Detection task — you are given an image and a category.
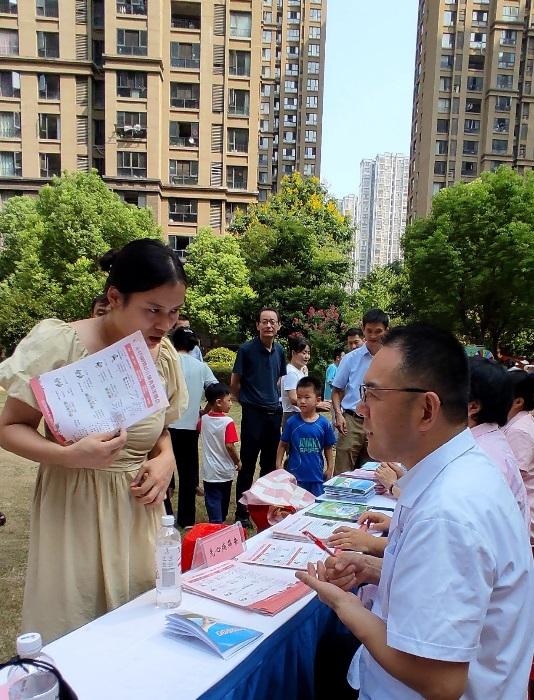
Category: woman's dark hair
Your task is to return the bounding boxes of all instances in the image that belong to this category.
[509,370,534,412]
[171,327,199,353]
[288,335,310,359]
[468,356,513,427]
[100,238,187,299]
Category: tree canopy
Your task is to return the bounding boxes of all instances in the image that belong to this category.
[402,166,534,353]
[0,170,161,353]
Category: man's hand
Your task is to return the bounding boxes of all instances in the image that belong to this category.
[296,561,363,618]
[357,511,392,532]
[335,412,347,435]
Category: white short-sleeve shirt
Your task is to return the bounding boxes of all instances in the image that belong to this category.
[281,363,305,413]
[350,429,534,700]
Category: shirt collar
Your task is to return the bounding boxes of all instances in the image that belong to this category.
[395,428,475,510]
[504,411,528,430]
[471,422,499,439]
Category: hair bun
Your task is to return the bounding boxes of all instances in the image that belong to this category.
[99,248,120,273]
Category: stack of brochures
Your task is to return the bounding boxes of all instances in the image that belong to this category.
[165,611,262,659]
[306,500,369,522]
[341,462,381,481]
[321,476,376,503]
[271,513,360,541]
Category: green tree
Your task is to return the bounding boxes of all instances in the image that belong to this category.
[183,227,256,341]
[402,166,534,354]
[0,170,161,353]
[228,173,354,335]
[352,261,411,327]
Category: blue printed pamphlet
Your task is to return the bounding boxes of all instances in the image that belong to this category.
[165,611,263,659]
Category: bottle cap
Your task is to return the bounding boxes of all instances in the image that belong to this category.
[161,515,175,527]
[16,633,43,656]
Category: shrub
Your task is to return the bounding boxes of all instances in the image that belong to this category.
[205,361,233,388]
[204,347,237,364]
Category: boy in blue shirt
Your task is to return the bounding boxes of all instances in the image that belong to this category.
[276,376,336,497]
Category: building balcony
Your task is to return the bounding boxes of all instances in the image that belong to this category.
[115,124,147,139]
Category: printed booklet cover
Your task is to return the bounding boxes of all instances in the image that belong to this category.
[165,611,262,659]
[306,501,369,522]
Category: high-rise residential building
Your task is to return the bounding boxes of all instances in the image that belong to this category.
[336,193,357,221]
[356,153,409,282]
[259,0,326,198]
[0,0,326,253]
[409,0,533,220]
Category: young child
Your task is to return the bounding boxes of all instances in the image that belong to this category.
[276,376,336,497]
[199,383,241,524]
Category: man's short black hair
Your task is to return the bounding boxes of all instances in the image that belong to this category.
[205,382,232,404]
[171,326,199,353]
[333,347,345,361]
[297,375,322,397]
[345,327,364,340]
[383,323,469,425]
[90,293,108,314]
[509,370,534,412]
[256,306,281,323]
[362,309,389,328]
[468,357,513,427]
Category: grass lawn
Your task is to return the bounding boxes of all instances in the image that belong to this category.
[0,394,249,660]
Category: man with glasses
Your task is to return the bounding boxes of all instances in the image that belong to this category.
[332,309,389,474]
[231,307,286,528]
[299,323,534,700]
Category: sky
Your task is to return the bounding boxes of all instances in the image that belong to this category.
[321,0,420,198]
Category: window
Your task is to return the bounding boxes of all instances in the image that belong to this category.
[0,0,17,14]
[285,80,298,93]
[287,29,300,41]
[443,10,455,25]
[308,44,320,57]
[492,139,508,154]
[170,42,200,69]
[437,119,449,133]
[440,55,453,69]
[262,47,271,61]
[117,151,147,177]
[230,12,251,38]
[287,45,299,57]
[116,111,147,137]
[495,95,511,111]
[463,140,478,155]
[287,10,300,22]
[117,71,147,98]
[227,127,248,153]
[500,29,517,46]
[493,117,509,134]
[303,164,316,176]
[37,32,59,58]
[496,74,513,90]
[229,50,251,76]
[468,54,484,71]
[465,98,481,114]
[435,140,448,155]
[305,130,316,142]
[442,33,454,49]
[93,119,105,145]
[305,147,316,159]
[438,98,450,112]
[285,62,298,76]
[0,112,20,138]
[472,10,487,25]
[432,183,445,196]
[306,112,317,125]
[171,8,200,30]
[258,154,268,167]
[263,11,272,22]
[307,79,319,91]
[464,119,480,134]
[260,120,269,132]
[39,114,60,139]
[258,171,268,184]
[38,74,60,100]
[117,29,147,56]
[259,136,268,149]
[0,152,21,177]
[308,61,320,75]
[310,9,321,20]
[283,147,296,159]
[117,0,147,14]
[284,97,297,110]
[282,164,294,175]
[262,30,272,43]
[261,84,271,97]
[0,71,20,98]
[461,161,477,176]
[36,0,58,17]
[306,95,318,108]
[40,153,61,178]
[467,76,483,91]
[434,161,446,175]
[283,130,296,143]
[440,76,452,91]
[260,102,270,115]
[309,26,321,39]
[502,6,520,22]
[169,198,197,223]
[498,52,515,68]
[227,165,247,189]
[262,66,271,78]
[228,89,249,116]
[169,121,198,147]
[170,83,199,109]
[169,159,198,185]
[470,32,486,49]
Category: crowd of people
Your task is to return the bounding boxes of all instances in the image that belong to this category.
[0,237,533,698]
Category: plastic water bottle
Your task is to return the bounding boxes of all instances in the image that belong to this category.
[7,633,59,700]
[155,514,182,608]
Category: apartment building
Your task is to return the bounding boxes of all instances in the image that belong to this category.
[356,153,409,282]
[0,0,326,253]
[409,0,534,219]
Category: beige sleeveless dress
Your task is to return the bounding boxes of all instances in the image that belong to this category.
[0,319,188,642]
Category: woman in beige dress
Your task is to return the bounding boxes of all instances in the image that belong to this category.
[0,238,188,642]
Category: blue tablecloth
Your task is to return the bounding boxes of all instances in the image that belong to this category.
[197,597,345,700]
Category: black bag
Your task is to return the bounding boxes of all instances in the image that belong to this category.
[0,657,78,700]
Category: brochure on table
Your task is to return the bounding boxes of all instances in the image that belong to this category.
[30,331,168,445]
[236,540,328,570]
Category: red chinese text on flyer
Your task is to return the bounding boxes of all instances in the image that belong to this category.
[29,331,169,445]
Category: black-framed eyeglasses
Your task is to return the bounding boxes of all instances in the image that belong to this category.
[359,384,429,403]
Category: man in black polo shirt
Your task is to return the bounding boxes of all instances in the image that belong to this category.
[231,307,287,527]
